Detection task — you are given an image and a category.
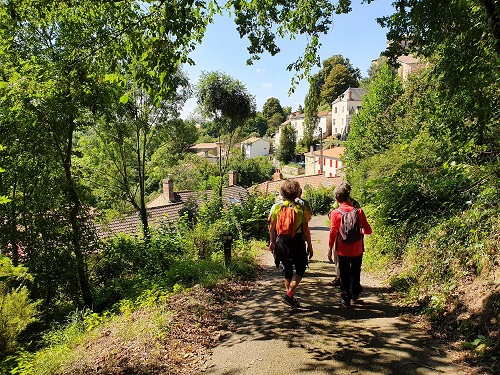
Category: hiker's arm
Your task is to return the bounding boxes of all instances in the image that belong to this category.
[328,213,338,262]
[268,220,276,252]
[359,209,372,235]
[303,221,313,259]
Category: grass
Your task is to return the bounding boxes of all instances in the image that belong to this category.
[6,243,263,375]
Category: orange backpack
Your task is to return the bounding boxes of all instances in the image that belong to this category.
[276,203,300,239]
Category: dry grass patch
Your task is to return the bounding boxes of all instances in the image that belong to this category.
[47,281,253,375]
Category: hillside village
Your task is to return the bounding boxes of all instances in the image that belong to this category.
[97,50,423,239]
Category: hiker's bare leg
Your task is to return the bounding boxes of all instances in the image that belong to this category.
[284,278,291,292]
[288,275,302,295]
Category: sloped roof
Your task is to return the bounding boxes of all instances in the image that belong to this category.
[96,185,248,238]
[317,111,332,117]
[333,88,366,104]
[250,174,343,195]
[147,191,197,208]
[397,54,420,64]
[242,137,270,145]
[190,143,218,150]
[304,147,345,159]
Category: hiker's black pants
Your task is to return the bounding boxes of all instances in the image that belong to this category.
[338,254,363,301]
[276,233,307,279]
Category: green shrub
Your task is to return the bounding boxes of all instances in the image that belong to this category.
[0,257,39,356]
[302,185,335,215]
[226,191,275,241]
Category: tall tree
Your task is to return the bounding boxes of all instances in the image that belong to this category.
[277,123,297,166]
[79,71,191,239]
[242,114,268,137]
[344,63,403,163]
[195,71,256,196]
[262,97,284,121]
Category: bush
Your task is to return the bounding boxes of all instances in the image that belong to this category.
[302,185,335,214]
[0,257,39,356]
[227,191,275,241]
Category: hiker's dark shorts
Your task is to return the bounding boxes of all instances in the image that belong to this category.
[276,233,308,279]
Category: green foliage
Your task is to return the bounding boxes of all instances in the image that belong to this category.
[0,257,39,356]
[276,123,296,165]
[242,114,268,137]
[262,97,284,121]
[226,191,275,241]
[228,155,274,188]
[267,112,286,137]
[345,63,402,163]
[195,71,256,138]
[302,185,335,215]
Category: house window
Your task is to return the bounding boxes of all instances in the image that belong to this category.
[334,107,337,113]
[330,160,332,167]
[323,158,326,166]
[330,172,332,177]
[335,128,337,133]
[335,160,338,168]
[318,169,321,174]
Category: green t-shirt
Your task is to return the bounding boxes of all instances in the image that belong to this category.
[269,200,311,234]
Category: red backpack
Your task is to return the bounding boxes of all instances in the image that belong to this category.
[276,203,299,240]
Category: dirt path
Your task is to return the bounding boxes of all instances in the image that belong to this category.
[202,215,466,374]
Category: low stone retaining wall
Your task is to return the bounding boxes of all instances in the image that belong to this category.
[282,165,305,176]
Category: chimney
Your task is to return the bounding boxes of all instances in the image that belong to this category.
[309,145,314,154]
[229,170,237,186]
[347,88,352,100]
[162,174,175,202]
[273,169,283,181]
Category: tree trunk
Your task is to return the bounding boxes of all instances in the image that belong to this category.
[63,118,93,308]
[9,182,18,266]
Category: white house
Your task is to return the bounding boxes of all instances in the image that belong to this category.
[241,137,270,158]
[274,111,332,147]
[331,87,365,137]
[304,146,345,177]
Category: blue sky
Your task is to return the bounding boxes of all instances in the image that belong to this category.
[180,1,395,119]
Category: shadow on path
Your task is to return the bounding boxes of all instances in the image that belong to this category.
[204,215,465,375]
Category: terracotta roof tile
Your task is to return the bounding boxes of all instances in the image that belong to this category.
[250,174,343,195]
[96,185,248,238]
[304,147,345,158]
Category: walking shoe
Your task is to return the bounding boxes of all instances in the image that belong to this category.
[338,298,351,308]
[283,294,301,308]
[351,295,361,304]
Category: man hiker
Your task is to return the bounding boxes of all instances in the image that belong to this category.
[328,182,372,308]
[268,180,313,308]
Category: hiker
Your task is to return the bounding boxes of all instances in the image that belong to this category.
[268,187,313,269]
[329,194,361,286]
[268,180,313,308]
[328,182,372,308]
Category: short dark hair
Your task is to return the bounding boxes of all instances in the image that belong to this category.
[333,182,351,203]
[280,180,300,201]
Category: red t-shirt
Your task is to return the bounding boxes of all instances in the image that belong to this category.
[329,202,372,257]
